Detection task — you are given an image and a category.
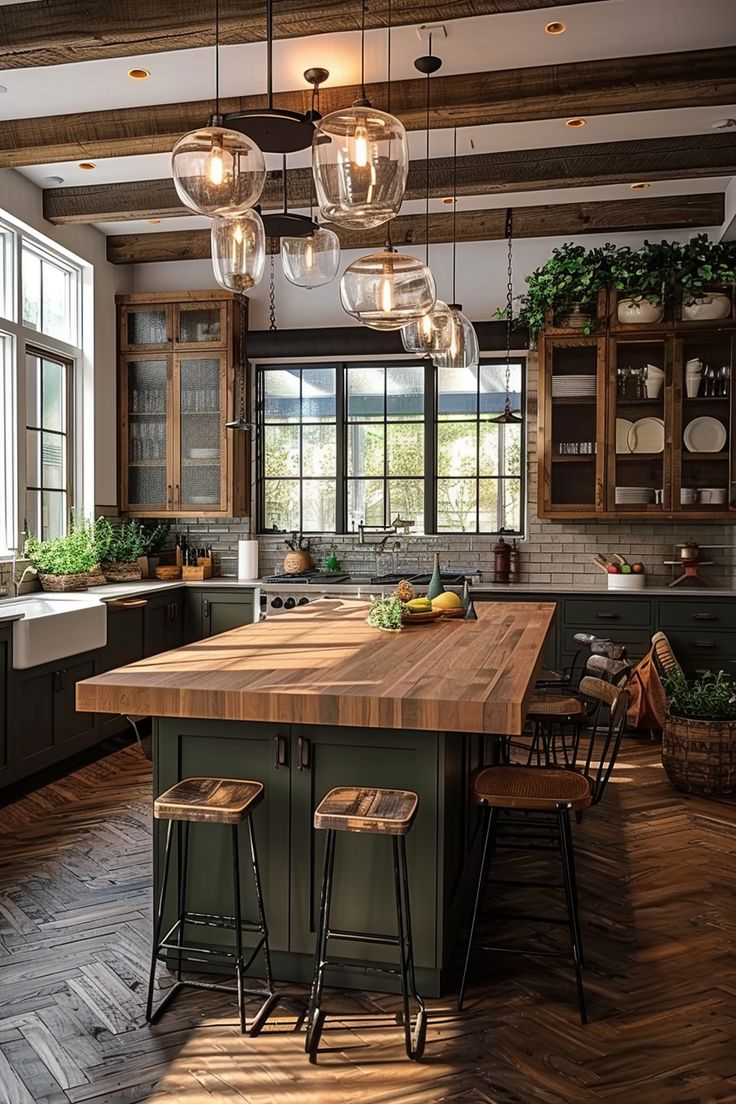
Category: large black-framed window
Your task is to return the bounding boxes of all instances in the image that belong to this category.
[257,358,525,535]
[25,348,73,540]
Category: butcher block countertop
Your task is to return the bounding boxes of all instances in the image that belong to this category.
[76,598,555,736]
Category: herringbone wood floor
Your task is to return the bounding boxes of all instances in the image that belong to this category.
[0,738,735,1104]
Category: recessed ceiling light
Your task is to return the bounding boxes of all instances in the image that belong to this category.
[630,182,651,190]
[565,118,586,128]
[0,85,7,95]
[441,197,455,205]
[43,175,65,185]
[148,218,161,224]
[128,68,151,80]
[78,162,96,170]
[545,21,566,34]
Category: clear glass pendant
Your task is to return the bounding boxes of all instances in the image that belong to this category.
[281,226,340,289]
[433,305,479,369]
[211,211,266,293]
[312,106,409,229]
[172,123,266,217]
[401,299,453,355]
[340,249,436,330]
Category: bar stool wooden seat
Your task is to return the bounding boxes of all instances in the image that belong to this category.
[458,678,630,1024]
[146,776,279,1036]
[305,786,427,1063]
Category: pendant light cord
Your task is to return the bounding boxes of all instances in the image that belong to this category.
[267,0,274,110]
[386,0,392,114]
[359,0,366,100]
[214,0,220,117]
[238,295,247,421]
[504,207,514,411]
[424,36,431,266]
[451,127,457,305]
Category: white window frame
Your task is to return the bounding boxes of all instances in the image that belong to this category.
[0,213,92,557]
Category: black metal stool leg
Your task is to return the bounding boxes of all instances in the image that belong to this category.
[394,835,427,1060]
[176,821,189,983]
[557,807,587,1024]
[231,823,247,1034]
[457,805,499,1011]
[146,819,174,1023]
[305,828,336,1060]
[245,813,281,1037]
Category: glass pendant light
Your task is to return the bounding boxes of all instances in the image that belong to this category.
[491,208,524,425]
[433,129,479,371]
[171,0,266,217]
[312,0,408,228]
[401,41,452,356]
[211,209,266,293]
[282,225,340,289]
[340,236,436,330]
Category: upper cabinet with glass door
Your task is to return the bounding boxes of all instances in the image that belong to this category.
[119,292,229,352]
[608,336,669,515]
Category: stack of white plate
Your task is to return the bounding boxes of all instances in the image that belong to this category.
[615,486,654,505]
[552,375,596,398]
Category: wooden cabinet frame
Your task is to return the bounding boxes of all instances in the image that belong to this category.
[117,292,249,518]
[538,316,736,521]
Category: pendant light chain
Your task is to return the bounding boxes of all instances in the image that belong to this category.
[238,294,247,421]
[266,0,274,110]
[424,36,431,266]
[269,254,278,330]
[386,0,392,114]
[214,0,221,118]
[504,207,514,393]
[451,127,457,305]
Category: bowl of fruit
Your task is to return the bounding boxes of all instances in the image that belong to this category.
[594,554,646,589]
[394,579,465,622]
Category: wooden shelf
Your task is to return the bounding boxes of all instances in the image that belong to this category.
[682,452,729,460]
[551,454,596,462]
[551,396,597,405]
[616,452,664,460]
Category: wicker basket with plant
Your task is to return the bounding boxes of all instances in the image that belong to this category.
[94,518,147,582]
[662,668,736,796]
[25,526,97,592]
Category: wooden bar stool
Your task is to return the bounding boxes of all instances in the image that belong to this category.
[304,786,427,1063]
[145,777,279,1035]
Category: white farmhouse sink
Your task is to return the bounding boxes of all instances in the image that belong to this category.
[0,593,107,669]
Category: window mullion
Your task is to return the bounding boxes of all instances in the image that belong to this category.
[336,363,346,533]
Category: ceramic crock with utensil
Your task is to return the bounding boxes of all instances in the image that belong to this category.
[685,358,703,398]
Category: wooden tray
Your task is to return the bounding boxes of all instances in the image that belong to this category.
[402,609,443,624]
[440,607,465,619]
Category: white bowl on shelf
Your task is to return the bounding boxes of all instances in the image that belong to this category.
[681,293,731,322]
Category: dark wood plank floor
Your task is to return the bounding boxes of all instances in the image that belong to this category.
[1,739,735,1104]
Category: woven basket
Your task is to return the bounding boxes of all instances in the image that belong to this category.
[87,564,107,587]
[38,572,89,592]
[662,710,736,795]
[101,560,143,583]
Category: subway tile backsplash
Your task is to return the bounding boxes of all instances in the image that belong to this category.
[135,351,736,589]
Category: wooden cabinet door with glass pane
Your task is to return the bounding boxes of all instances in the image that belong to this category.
[606,336,672,515]
[175,352,228,513]
[119,303,172,351]
[174,300,229,350]
[538,335,606,517]
[119,354,173,514]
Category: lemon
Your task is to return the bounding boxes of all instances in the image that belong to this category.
[431,591,463,610]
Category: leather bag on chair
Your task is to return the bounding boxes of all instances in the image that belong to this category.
[627,647,668,731]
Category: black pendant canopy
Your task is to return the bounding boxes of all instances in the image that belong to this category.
[226,0,316,152]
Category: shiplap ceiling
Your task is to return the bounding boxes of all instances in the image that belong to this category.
[1,0,735,254]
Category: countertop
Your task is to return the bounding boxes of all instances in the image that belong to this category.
[76,597,556,736]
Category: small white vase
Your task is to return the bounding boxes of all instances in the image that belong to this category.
[617,297,665,325]
[681,292,731,322]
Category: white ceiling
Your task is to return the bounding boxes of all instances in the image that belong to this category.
[3,0,735,241]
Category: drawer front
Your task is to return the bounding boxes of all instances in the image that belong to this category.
[561,627,651,660]
[667,630,736,661]
[658,600,736,631]
[563,598,652,628]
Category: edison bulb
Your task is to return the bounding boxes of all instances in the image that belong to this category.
[340,249,436,331]
[211,210,266,293]
[351,121,369,168]
[172,124,266,217]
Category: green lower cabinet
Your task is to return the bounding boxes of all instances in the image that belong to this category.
[201,590,257,638]
[153,719,484,997]
[0,628,11,787]
[13,654,99,777]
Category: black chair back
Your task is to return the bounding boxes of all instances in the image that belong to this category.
[569,676,629,805]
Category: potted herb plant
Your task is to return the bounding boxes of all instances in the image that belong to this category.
[678,234,736,321]
[516,243,611,337]
[25,527,97,592]
[608,240,680,324]
[661,668,736,795]
[138,521,171,578]
[94,518,147,582]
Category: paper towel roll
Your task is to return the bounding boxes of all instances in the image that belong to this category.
[237,539,259,580]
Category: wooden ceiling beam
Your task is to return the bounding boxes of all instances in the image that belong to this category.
[44,133,736,225]
[105,192,726,264]
[3,47,735,169]
[0,0,607,70]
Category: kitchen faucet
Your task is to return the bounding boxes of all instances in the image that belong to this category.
[9,549,37,597]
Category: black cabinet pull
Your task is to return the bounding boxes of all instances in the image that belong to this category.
[692,612,716,621]
[274,734,287,768]
[203,599,210,619]
[297,736,311,771]
[595,612,618,620]
[694,640,715,649]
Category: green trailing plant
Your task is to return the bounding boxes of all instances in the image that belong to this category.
[514,242,612,336]
[678,234,736,305]
[663,668,736,722]
[367,595,404,632]
[94,517,147,563]
[25,527,97,576]
[608,239,682,307]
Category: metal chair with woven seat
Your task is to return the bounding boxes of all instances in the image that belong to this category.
[457,676,630,1023]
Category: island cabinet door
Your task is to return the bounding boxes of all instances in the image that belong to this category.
[0,628,11,787]
[154,719,291,951]
[289,726,440,974]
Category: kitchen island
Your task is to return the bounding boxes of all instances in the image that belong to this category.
[77,598,555,996]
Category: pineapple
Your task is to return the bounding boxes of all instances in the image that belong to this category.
[395,579,415,603]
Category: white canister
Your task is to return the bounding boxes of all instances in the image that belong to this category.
[645,364,665,398]
[685,373,702,398]
[682,293,731,322]
[617,297,665,325]
[237,539,259,580]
